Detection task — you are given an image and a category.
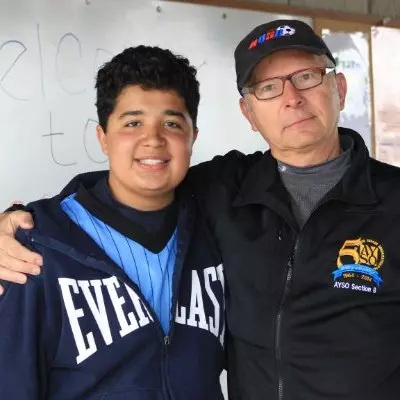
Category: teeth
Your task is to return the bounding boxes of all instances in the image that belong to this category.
[139,159,166,165]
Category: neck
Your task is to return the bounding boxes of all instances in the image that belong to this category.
[108,175,174,211]
[273,136,341,168]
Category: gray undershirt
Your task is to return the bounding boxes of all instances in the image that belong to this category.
[278,135,353,228]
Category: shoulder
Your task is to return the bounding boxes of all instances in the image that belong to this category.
[370,157,400,181]
[188,150,264,186]
[369,158,400,207]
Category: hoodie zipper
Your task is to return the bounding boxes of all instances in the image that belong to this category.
[275,236,299,400]
[160,223,191,400]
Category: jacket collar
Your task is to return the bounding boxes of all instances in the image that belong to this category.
[233,127,379,208]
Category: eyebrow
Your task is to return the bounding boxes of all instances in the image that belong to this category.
[119,110,144,119]
[164,109,186,120]
[118,109,186,120]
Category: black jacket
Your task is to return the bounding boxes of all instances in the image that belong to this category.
[190,127,400,400]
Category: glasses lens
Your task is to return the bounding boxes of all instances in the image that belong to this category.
[292,69,323,90]
[254,78,283,100]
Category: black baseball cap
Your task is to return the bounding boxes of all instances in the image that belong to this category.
[234,19,336,94]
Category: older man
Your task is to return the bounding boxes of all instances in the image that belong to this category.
[2,19,400,400]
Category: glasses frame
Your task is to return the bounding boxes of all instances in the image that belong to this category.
[242,67,336,100]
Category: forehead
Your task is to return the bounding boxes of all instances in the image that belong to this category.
[114,85,187,112]
[251,50,325,81]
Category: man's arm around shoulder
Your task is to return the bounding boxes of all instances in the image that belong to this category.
[0,210,42,293]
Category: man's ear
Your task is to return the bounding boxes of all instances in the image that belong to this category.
[335,72,347,111]
[239,97,258,132]
[96,125,108,155]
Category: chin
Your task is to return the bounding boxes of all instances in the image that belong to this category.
[297,127,322,138]
[139,182,170,193]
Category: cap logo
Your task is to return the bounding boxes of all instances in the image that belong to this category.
[248,25,296,50]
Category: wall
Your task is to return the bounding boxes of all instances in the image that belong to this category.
[235,0,400,18]
[175,0,400,21]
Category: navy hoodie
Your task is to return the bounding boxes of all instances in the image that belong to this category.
[0,174,225,400]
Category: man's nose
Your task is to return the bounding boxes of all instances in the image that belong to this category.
[282,80,304,108]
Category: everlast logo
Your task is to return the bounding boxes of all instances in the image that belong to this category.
[59,264,225,364]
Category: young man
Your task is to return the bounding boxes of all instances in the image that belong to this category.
[4,19,400,400]
[0,45,225,400]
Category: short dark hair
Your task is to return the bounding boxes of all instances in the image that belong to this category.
[95,45,200,131]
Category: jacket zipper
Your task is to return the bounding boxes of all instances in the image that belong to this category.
[163,203,194,352]
[276,237,299,400]
[161,232,189,400]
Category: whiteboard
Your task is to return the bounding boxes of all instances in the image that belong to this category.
[0,0,311,209]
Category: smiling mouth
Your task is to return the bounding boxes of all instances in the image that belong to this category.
[135,159,170,170]
[138,159,168,165]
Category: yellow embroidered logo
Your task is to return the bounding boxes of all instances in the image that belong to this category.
[333,238,384,293]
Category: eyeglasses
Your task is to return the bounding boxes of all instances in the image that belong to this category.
[242,67,336,100]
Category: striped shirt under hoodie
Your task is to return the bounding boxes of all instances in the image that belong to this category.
[61,177,176,334]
